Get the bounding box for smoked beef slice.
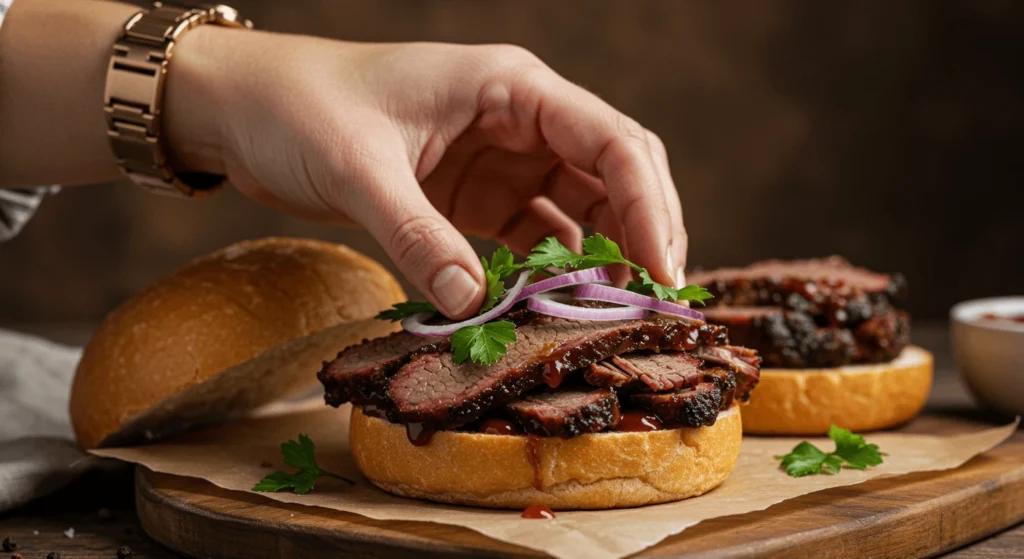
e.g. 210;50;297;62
317;330;443;407
584;353;705;392
688;256;907;311
506;388;621;437
701;306;908;368
629;382;723;428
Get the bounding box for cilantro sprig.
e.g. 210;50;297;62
373;235;712;366
775;426;886;477
252;434;353;495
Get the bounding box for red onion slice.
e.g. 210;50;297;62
401;271;532;337
519;267;611;298
574;283;705;321
526;293;649;321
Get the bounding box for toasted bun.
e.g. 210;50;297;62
70;237;405;450
347;405;742;510
740;345;934;435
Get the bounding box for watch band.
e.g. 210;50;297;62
103;3;251;198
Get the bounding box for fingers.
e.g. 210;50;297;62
497;196;583;255
476;57;677;287
542;161;610;224
646;130;688;287
346;149;485;320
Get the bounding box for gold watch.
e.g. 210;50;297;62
103;3;252;198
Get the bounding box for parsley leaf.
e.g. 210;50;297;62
480;247;525;313
579;233;638;270
375;301;437;322
632;269;715;304
526;237;585;271
481;258;505;313
487;246;523;279
829;425;885;470
625;280;653;295
638;268;681;300
252;434;353;495
451;321;517;365
674;284;715;306
775;426;885;477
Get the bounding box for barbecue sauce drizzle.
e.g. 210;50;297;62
479;418;519;435
525;436;543;490
615;411;664;432
522;505;556;519
406;422;435;446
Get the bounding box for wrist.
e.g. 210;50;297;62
163;23;241;177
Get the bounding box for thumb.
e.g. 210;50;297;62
351;158;485;320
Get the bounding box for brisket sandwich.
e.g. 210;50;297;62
689;256;933;435
319;309;760;510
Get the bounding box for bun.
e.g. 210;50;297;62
740;345;933;435
70;237;405;449
347;405;742;510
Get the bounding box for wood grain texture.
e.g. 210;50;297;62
135;420;1024;559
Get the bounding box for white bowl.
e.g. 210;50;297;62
950;296;1024;417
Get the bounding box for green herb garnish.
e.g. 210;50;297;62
525;236;586;271
481;246;525;312
451;320;517;365
252;434;353;494
375;301;437;322
530;234;713;304
775;426;885;477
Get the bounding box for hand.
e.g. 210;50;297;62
166;27;687;318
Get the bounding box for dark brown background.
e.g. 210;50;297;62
2;0;1022;325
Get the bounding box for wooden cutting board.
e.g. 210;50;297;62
135;420;1024;559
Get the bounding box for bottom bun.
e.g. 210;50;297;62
741;345;934;435
348;405;741;510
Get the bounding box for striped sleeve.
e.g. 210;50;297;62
0;0;61;242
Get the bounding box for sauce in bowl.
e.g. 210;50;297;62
979;313;1024;324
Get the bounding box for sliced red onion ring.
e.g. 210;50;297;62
401;271;532;337
527;293;649;321
519;267;611;298
574;283;705;321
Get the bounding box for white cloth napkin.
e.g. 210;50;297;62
0;329;93;511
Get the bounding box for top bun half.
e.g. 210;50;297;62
70;237;405;449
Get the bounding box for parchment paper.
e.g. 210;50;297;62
92;405;1018;559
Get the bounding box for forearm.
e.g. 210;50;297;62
0;0;138;187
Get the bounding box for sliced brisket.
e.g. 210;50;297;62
629;382;723;427
506;388;620;437
691;345;760;400
585;353;705;392
854;309;911;363
584;359;635;389
386;314;727;431
701;306;907;368
317;330;444;407
690;257;910;367
688;256;906;309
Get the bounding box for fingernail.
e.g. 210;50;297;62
431;265;478;316
665;246;679;287
676;266;686;288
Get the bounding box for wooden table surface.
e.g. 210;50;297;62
1;322;1020;559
